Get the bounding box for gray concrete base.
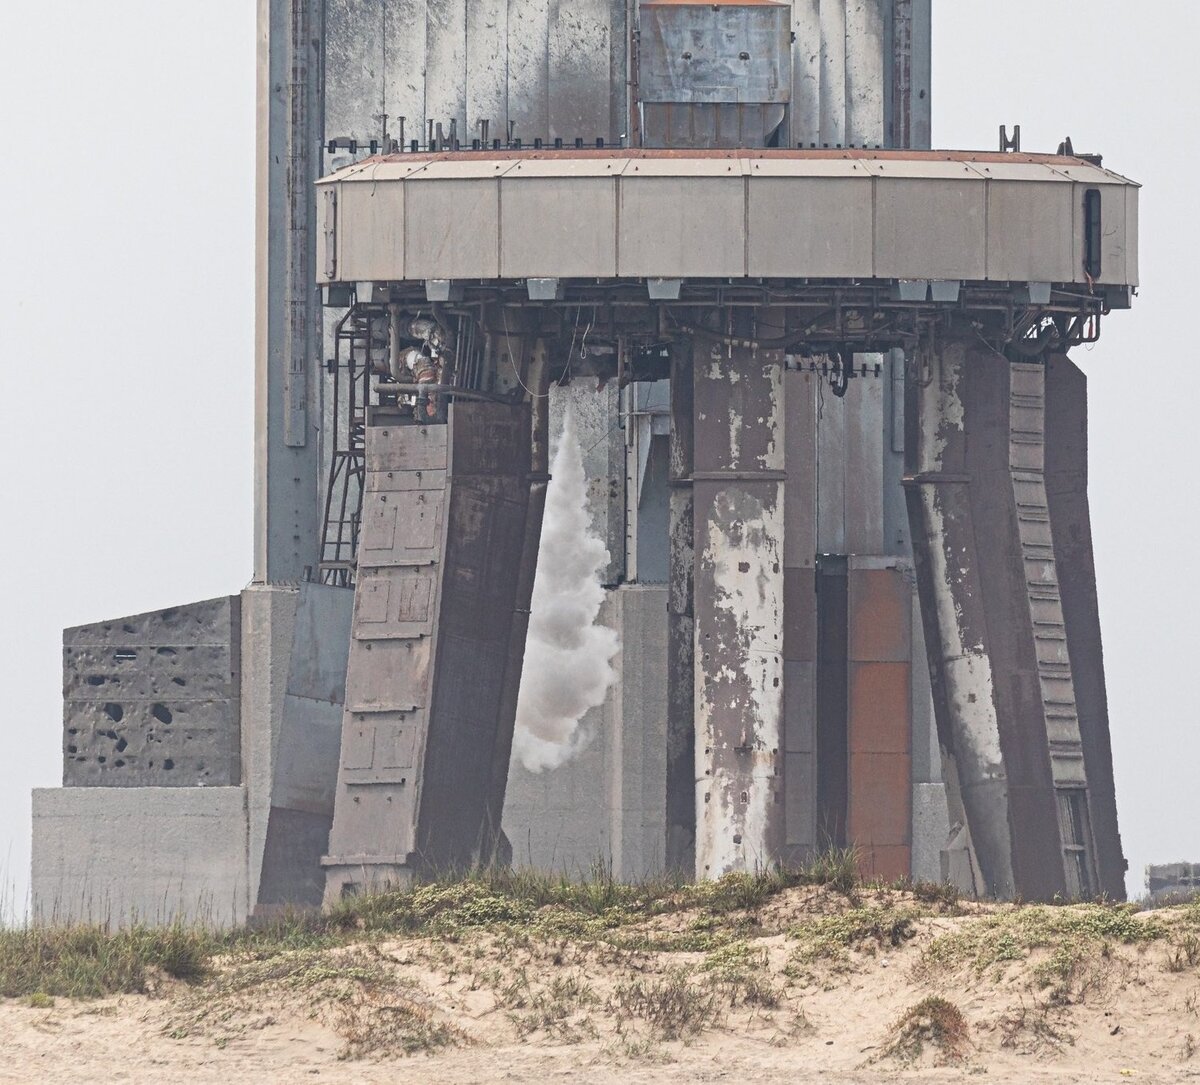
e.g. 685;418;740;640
911;782;951;885
503;585;668;881
31;787;249;928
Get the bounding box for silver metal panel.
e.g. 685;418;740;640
987;180;1074;283
425;0;467;137
1071;179;1130;286
790;0;822;145
317;187;337;284
816;382;846;552
844;0;884;146
500;174;619;278
325;0;385;140
466;0;508;139
818;0;846;144
549;0;612;140
748;175;873;277
874;177;987;280
639;1;792;104
405;177;502;279
383;0;428;142
1125;186;1140;287
619;167;746;278
507;0;550;140
844;366;885;553
335;180;405;282
783;369;818;567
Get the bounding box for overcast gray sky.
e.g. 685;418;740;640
0;2;1195;917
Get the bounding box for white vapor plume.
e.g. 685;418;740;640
513;406;620;773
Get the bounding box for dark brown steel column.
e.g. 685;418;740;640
666;340;696;874
1044;354;1127;899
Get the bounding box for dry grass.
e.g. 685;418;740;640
883;996;971;1064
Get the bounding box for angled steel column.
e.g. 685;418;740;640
255;0;323;584
906;334;1108;901
693;327;785;878
1044;354;1127;899
666;340;695;874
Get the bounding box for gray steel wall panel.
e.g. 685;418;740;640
874;177;987;280
325;0;385;141
467;0;508;138
549;0;613;141
337;181;406;282
987;180;1074;283
384;0;429;141
783;370;818;566
818;0;846;145
508;0;551;140
426;0;468;136
816;386;847;553
748;176;874;278
500;177;619;277
1070;180;1130;286
845;0;885;146
619;174;745;278
791;0;822;145
405;178;501;278
844;369;885;554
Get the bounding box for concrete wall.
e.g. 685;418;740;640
31;787;249;928
62;598;241;789
504;585;668;881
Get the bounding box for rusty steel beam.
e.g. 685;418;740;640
692;325;785;878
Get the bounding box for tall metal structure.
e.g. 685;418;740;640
31;0;1135;925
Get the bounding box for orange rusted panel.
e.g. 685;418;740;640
848;662;911;754
848;567;911;663
857;845;913;884
848;752;912;849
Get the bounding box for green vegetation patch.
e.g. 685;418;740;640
0;925;212;1000
789;904;920;970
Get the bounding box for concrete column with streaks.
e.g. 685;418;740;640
666;341;695;874
693;329;785;878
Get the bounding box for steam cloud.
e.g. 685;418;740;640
513;406;620;773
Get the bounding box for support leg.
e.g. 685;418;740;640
692;330;786;878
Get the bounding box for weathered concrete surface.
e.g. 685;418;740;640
239;585;301;908
503;586;668;882
32;787;249;928
63;598;242;789
693;333;785;879
257;583;354;911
